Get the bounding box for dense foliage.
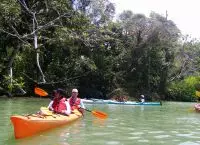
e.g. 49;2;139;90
167;76;200;101
0;0;200;101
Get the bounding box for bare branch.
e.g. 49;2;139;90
39;71;91;85
0;29;18;37
17;0;33;15
22;13;72;38
33;12;38;27
0;29;28;44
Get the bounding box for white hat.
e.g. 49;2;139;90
72;88;78;93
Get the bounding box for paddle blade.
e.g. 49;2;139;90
92;110;108;119
34;87;48;96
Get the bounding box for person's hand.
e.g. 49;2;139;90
49;108;54;111
61;110;66;114
78;107;85;115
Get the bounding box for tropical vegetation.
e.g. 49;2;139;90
0;0;200;101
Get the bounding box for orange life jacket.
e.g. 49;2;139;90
68;97;81;110
52;98;67;113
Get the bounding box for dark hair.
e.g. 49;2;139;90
49;90;57;100
52;90;57;96
56;88;66;97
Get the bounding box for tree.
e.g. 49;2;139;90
116;11;180;98
0;0;88;95
74;0;115;26
169;36;200;81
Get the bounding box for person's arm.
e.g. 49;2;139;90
64;101;71;115
80;99;85;109
141;98;145;103
47;101;54;111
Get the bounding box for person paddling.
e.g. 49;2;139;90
47;89;71;115
140;95;145;103
68;88;85;114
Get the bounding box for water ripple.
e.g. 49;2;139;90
176;133;193;137
179;141;200;145
137;139;149;142
127;136;141;139
92;132;113;136
148;131;165;134
154;135;171;138
129;132;144;135
106;141;120;145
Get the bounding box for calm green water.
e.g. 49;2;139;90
1;98;200;145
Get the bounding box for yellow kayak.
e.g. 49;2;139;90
10;108;82;139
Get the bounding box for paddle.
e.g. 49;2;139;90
34;87;48;96
83;108;108;119
34;87;108;119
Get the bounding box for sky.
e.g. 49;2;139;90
112;0;200;39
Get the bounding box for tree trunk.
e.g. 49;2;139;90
159;67;168;97
33;15;46;83
0;46;20;97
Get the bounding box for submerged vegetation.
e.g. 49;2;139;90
0;0;200;101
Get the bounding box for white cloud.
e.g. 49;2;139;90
112;0;200;39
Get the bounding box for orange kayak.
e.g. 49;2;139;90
10;108;82;139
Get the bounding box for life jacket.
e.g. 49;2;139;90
52;98;67;113
68;97;81;110
52;98;60;112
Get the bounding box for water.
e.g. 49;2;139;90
0;98;200;145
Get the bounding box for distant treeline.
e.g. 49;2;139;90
0;0;200;101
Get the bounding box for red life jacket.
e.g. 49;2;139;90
52;98;67;113
68;97;81;110
52;98;60;112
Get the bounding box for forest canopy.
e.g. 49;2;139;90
0;0;200;101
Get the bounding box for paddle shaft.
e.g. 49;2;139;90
81;108;92;112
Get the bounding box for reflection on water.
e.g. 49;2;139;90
1;99;200;145
92;118;107;127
